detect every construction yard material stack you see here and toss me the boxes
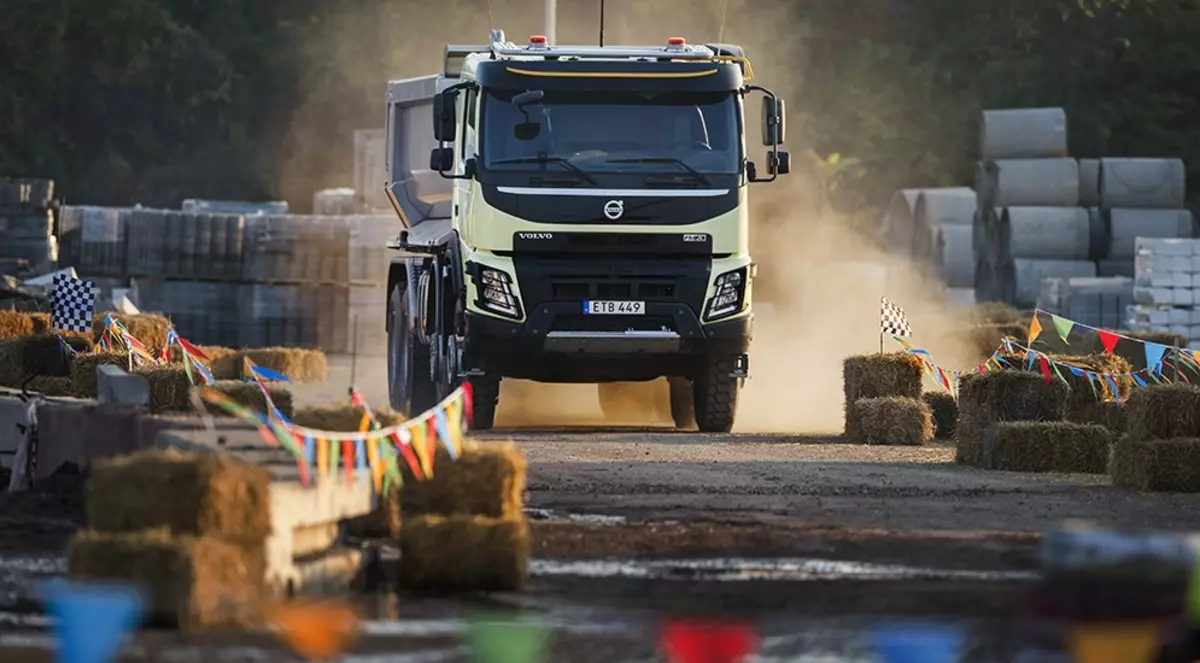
[842,352,933,445]
[0,177,58,273]
[956,369,1114,474]
[397,440,530,593]
[1128,238,1200,349]
[67,450,271,630]
[1112,384,1200,492]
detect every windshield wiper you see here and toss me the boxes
[605,157,711,187]
[489,156,597,185]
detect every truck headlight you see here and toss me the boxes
[704,267,748,321]
[476,267,522,319]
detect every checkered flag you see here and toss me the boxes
[51,273,96,333]
[880,296,913,338]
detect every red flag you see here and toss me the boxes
[178,337,209,361]
[1098,330,1119,354]
[342,440,354,486]
[390,432,424,479]
[1038,355,1052,384]
[461,381,475,426]
[661,619,758,663]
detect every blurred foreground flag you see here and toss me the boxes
[1068,622,1160,663]
[869,622,963,663]
[44,580,143,663]
[465,613,551,662]
[661,618,758,663]
[270,599,358,661]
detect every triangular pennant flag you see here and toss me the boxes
[433,407,459,459]
[1104,374,1121,401]
[270,599,358,661]
[366,436,384,494]
[869,623,963,663]
[391,430,424,479]
[465,613,551,663]
[1145,342,1167,373]
[1098,329,1119,354]
[1068,622,1160,663]
[45,580,144,663]
[1051,314,1075,343]
[408,424,433,478]
[1132,371,1149,389]
[342,440,355,486]
[661,619,758,663]
[249,363,292,383]
[316,438,330,484]
[1038,355,1052,385]
[1027,315,1043,344]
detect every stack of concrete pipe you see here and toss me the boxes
[882,186,977,305]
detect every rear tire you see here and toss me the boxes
[693,357,739,433]
[387,282,438,416]
[468,373,501,431]
[668,377,697,430]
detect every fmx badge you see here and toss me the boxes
[603,199,624,220]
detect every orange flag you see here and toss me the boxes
[270,599,358,661]
[1028,315,1042,345]
[1067,622,1160,663]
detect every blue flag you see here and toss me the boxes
[45,580,144,663]
[870,623,963,663]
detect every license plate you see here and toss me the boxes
[583,300,646,315]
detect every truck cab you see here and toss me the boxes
[383,30,789,431]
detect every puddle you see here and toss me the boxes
[530,557,1039,583]
[0,554,64,609]
[524,508,629,525]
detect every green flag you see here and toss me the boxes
[1051,314,1074,344]
[1186,547,1200,624]
[465,614,550,663]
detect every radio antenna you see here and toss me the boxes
[598,0,606,46]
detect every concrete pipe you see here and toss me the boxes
[1107,208,1195,260]
[984,158,1080,208]
[883,188,932,257]
[1077,158,1101,208]
[1099,158,1187,209]
[1010,258,1098,309]
[938,224,974,288]
[999,207,1091,262]
[911,187,975,262]
[979,108,1069,161]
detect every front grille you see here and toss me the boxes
[550,315,677,333]
[549,277,677,300]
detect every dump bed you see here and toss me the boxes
[384,74,455,228]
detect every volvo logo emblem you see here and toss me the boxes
[603,199,625,220]
[517,232,553,240]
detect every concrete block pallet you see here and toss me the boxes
[0,178,58,272]
[1128,238,1200,347]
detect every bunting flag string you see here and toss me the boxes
[1030,308,1200,370]
[165,327,214,386]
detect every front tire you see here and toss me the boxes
[693,357,740,433]
[668,377,697,430]
[468,373,501,431]
[387,282,437,417]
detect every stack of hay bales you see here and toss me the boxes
[397,440,529,592]
[290,404,408,539]
[0,332,92,390]
[1053,353,1132,435]
[842,353,930,445]
[135,364,293,416]
[956,370,1113,473]
[67,450,271,629]
[1112,384,1200,492]
[922,391,958,439]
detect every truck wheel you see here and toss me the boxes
[597,382,656,423]
[468,373,501,430]
[387,283,437,416]
[693,357,739,433]
[668,377,697,430]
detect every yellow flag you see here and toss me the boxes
[1028,315,1043,345]
[316,438,330,484]
[358,411,372,434]
[366,436,383,494]
[1068,622,1160,663]
[444,399,463,455]
[409,423,432,478]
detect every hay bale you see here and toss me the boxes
[982,422,1113,473]
[168,345,242,380]
[69,351,130,398]
[135,365,193,412]
[1065,400,1127,434]
[241,348,327,383]
[86,449,271,547]
[1111,438,1200,492]
[291,405,406,432]
[398,515,528,592]
[92,313,171,352]
[967,322,1030,358]
[210,380,294,420]
[67,529,263,630]
[1051,353,1133,406]
[854,396,934,445]
[400,440,525,519]
[955,370,1067,466]
[0,311,36,340]
[922,391,958,439]
[1118,329,1188,350]
[1126,384,1200,441]
[27,312,51,333]
[842,352,923,439]
[24,376,74,397]
[0,333,94,386]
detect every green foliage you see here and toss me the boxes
[0,0,1198,213]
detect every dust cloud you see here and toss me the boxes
[283,1,980,431]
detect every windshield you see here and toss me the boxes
[480,88,741,177]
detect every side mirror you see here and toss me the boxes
[429,147,454,172]
[512,89,545,107]
[768,150,791,176]
[433,90,459,142]
[746,161,758,182]
[463,157,477,178]
[514,122,541,141]
[760,96,786,146]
